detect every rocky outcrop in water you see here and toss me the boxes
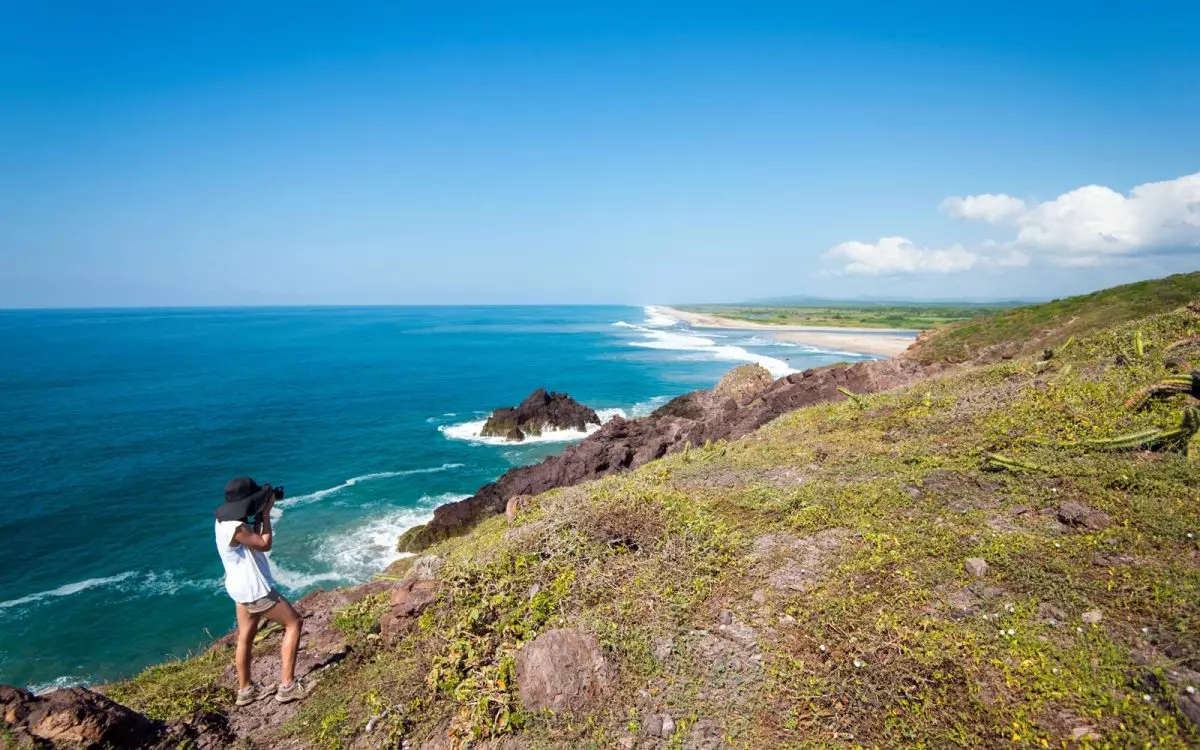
[399,359,935,551]
[479,388,600,442]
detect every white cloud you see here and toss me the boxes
[939,193,1027,224]
[825,237,977,276]
[826,171,1200,276]
[955,172,1200,264]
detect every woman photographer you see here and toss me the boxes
[214,477,309,706]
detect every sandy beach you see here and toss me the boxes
[652,306,917,358]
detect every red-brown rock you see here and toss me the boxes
[390,579,440,618]
[515,629,615,714]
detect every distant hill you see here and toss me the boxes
[737,294,1034,308]
[908,270,1200,363]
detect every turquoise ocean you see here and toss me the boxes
[0,305,887,691]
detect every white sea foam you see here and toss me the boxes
[630,395,672,417]
[277,463,464,510]
[0,569,222,618]
[618,323,796,378]
[0,572,138,612]
[314,493,471,581]
[30,675,90,694]
[267,561,343,592]
[641,306,680,328]
[439,410,625,445]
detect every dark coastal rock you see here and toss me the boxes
[480,388,600,442]
[399,358,935,552]
[0,685,164,748]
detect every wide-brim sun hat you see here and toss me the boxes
[214,476,273,522]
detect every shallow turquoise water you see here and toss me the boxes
[0,305,877,690]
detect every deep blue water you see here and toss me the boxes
[0,305,877,690]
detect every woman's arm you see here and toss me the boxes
[233,498,274,551]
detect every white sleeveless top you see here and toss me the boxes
[214,520,275,603]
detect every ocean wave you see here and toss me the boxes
[30,675,90,694]
[630,395,672,417]
[619,324,796,379]
[313,494,471,582]
[277,463,465,510]
[641,306,680,328]
[0,569,221,618]
[0,572,138,612]
[267,561,343,592]
[439,410,625,445]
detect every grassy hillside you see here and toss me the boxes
[910,271,1200,363]
[679,303,1000,330]
[104,287,1200,748]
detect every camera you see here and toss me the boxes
[271,485,285,500]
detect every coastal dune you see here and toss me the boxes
[651,305,917,358]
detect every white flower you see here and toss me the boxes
[819,645,827,652]
[1007,628,1016,636]
[1054,543,1062,548]
[1143,694,1153,702]
[1187,686,1196,694]
[853,658,864,668]
[1052,668,1060,674]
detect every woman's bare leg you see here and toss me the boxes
[234,604,261,690]
[263,596,304,686]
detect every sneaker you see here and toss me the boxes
[235,682,277,706]
[275,677,312,703]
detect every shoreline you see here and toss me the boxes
[651,305,918,358]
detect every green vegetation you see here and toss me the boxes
[100,648,233,722]
[102,275,1200,748]
[910,271,1200,363]
[332,593,391,644]
[680,303,1005,329]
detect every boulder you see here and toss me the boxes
[480,388,601,442]
[0,685,163,748]
[964,558,989,577]
[390,579,440,618]
[1057,501,1112,531]
[515,628,615,714]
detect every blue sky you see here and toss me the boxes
[2,1,1198,307]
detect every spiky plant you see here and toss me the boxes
[981,453,1046,473]
[837,387,866,409]
[1080,407,1200,452]
[1165,335,1200,352]
[1124,370,1199,410]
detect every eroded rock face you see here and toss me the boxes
[0,685,163,748]
[515,629,615,714]
[480,388,600,442]
[400,358,933,551]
